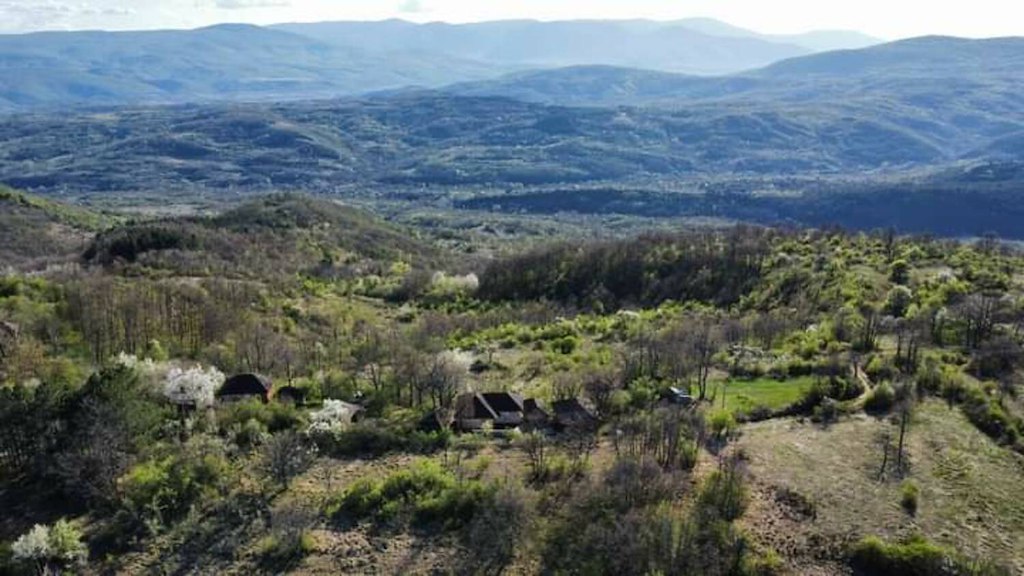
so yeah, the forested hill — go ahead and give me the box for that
[0,18,876,113]
[0,24,498,113]
[81,194,444,277]
[0,187,114,270]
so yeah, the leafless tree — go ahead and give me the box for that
[260,431,317,492]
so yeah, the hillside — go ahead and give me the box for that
[0,187,114,270]
[0,18,884,113]
[274,18,811,76]
[83,194,444,276]
[0,24,499,112]
[4,222,1024,575]
[670,17,881,51]
[0,93,956,187]
[444,37,1024,150]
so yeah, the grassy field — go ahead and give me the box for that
[736,401,1024,574]
[716,377,815,415]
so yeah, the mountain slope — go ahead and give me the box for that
[83,194,443,275]
[0,187,114,269]
[0,24,499,111]
[273,19,811,75]
[441,37,1024,155]
[672,18,881,51]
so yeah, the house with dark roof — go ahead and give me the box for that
[453,393,499,432]
[275,385,307,406]
[452,391,537,432]
[551,398,599,432]
[217,373,272,403]
[481,392,526,428]
[522,398,551,431]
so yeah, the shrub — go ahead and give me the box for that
[257,505,316,572]
[695,457,748,522]
[10,520,88,575]
[218,400,305,437]
[812,397,841,424]
[941,374,969,406]
[797,376,864,413]
[331,460,495,531]
[900,480,919,516]
[961,388,1017,444]
[709,410,738,441]
[260,431,317,490]
[119,440,232,535]
[850,534,1009,576]
[865,383,897,413]
[865,355,898,382]
[312,419,450,458]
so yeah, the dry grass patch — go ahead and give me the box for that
[737,401,1024,573]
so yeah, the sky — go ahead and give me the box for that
[0,0,1022,39]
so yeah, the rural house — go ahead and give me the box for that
[217,373,272,403]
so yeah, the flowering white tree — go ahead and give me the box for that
[308,399,363,434]
[113,352,168,387]
[12,519,86,575]
[163,365,224,409]
[12,524,51,566]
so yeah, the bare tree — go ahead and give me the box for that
[517,431,548,482]
[953,293,1004,349]
[582,367,619,417]
[260,431,317,492]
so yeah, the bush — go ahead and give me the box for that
[709,410,738,441]
[119,440,232,535]
[850,534,1009,576]
[256,505,316,572]
[331,460,495,531]
[10,520,88,575]
[961,388,1017,444]
[900,480,919,516]
[218,400,305,437]
[865,355,898,382]
[796,376,864,413]
[695,457,748,522]
[812,397,841,424]
[312,419,450,458]
[865,383,897,413]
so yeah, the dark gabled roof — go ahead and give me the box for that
[275,385,306,402]
[218,373,272,397]
[552,398,596,419]
[481,392,525,414]
[454,393,498,421]
[419,410,451,432]
[523,398,549,417]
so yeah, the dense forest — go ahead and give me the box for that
[1,190,1023,575]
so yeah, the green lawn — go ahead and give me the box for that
[715,377,814,415]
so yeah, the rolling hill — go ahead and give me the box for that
[0,187,115,270]
[83,194,444,276]
[2,36,1024,236]
[0,24,500,112]
[273,19,812,76]
[0,18,881,112]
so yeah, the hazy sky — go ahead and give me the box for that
[1,0,1022,39]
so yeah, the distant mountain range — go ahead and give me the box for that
[0,18,880,112]
[273,19,876,75]
[3,35,1023,193]
[0,23,499,113]
[4,25,1024,236]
